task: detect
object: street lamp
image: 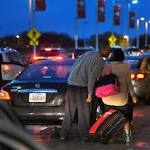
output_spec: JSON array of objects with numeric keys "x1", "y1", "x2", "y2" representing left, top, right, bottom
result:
[
  {"x1": 16, "y1": 35, "x2": 20, "y2": 39},
  {"x1": 145, "y1": 21, "x2": 148, "y2": 47},
  {"x1": 136, "y1": 18, "x2": 150, "y2": 48},
  {"x1": 148, "y1": 21, "x2": 150, "y2": 46},
  {"x1": 28, "y1": 0, "x2": 37, "y2": 57},
  {"x1": 131, "y1": 0, "x2": 138, "y2": 4},
  {"x1": 136, "y1": 17, "x2": 145, "y2": 48},
  {"x1": 144, "y1": 20, "x2": 150, "y2": 47},
  {"x1": 124, "y1": 0, "x2": 138, "y2": 46}
]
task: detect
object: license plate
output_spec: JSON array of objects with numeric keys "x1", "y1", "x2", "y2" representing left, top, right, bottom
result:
[{"x1": 29, "y1": 93, "x2": 46, "y2": 102}]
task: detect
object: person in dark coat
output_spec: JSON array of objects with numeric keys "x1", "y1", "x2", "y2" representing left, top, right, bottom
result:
[{"x1": 60, "y1": 45, "x2": 112, "y2": 142}]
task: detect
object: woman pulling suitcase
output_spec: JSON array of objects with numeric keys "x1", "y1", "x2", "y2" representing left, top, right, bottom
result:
[{"x1": 91, "y1": 48, "x2": 138, "y2": 143}]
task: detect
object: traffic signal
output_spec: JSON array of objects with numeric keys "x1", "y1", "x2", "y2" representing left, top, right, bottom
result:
[
  {"x1": 77, "y1": 0, "x2": 86, "y2": 18},
  {"x1": 129, "y1": 11, "x2": 136, "y2": 28},
  {"x1": 113, "y1": 4, "x2": 121, "y2": 25},
  {"x1": 97, "y1": 0, "x2": 105, "y2": 22},
  {"x1": 35, "y1": 0, "x2": 46, "y2": 11}
]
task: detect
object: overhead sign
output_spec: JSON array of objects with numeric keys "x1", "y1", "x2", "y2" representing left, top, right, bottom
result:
[
  {"x1": 27, "y1": 28, "x2": 41, "y2": 46},
  {"x1": 108, "y1": 35, "x2": 117, "y2": 46}
]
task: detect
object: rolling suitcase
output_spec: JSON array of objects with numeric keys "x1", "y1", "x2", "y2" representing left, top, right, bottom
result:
[{"x1": 89, "y1": 109, "x2": 127, "y2": 144}]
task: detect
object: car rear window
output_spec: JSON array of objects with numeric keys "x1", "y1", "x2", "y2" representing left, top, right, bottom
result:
[{"x1": 17, "y1": 64, "x2": 72, "y2": 80}]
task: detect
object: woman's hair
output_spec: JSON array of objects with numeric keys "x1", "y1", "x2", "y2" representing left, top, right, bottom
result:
[{"x1": 109, "y1": 48, "x2": 125, "y2": 62}]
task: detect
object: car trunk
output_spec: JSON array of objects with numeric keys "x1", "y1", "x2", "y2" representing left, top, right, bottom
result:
[{"x1": 9, "y1": 82, "x2": 67, "y2": 107}]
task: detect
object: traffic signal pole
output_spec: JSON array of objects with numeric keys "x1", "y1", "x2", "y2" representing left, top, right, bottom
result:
[
  {"x1": 74, "y1": 0, "x2": 78, "y2": 49},
  {"x1": 95, "y1": 0, "x2": 99, "y2": 51}
]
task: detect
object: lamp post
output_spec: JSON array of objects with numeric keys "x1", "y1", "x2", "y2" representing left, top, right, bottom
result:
[
  {"x1": 95, "y1": 0, "x2": 99, "y2": 51},
  {"x1": 136, "y1": 18, "x2": 140, "y2": 48},
  {"x1": 16, "y1": 35, "x2": 20, "y2": 46},
  {"x1": 144, "y1": 20, "x2": 150, "y2": 47},
  {"x1": 131, "y1": 0, "x2": 138, "y2": 4},
  {"x1": 136, "y1": 17, "x2": 145, "y2": 48},
  {"x1": 74, "y1": 0, "x2": 78, "y2": 49},
  {"x1": 148, "y1": 21, "x2": 150, "y2": 46},
  {"x1": 125, "y1": 0, "x2": 138, "y2": 46},
  {"x1": 145, "y1": 21, "x2": 148, "y2": 47},
  {"x1": 28, "y1": 0, "x2": 37, "y2": 57}
]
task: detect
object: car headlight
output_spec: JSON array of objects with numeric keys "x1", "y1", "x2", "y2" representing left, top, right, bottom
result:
[{"x1": 50, "y1": 97, "x2": 64, "y2": 106}]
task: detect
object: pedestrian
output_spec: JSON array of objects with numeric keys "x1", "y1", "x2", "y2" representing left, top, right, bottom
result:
[
  {"x1": 99, "y1": 48, "x2": 138, "y2": 143},
  {"x1": 60, "y1": 45, "x2": 112, "y2": 142}
]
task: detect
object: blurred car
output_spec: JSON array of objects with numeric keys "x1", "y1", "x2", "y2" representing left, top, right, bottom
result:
[
  {"x1": 110, "y1": 47, "x2": 150, "y2": 104},
  {"x1": 131, "y1": 57, "x2": 150, "y2": 105},
  {"x1": 0, "y1": 62, "x2": 25, "y2": 87},
  {"x1": 0, "y1": 120, "x2": 47, "y2": 150},
  {"x1": 0, "y1": 101, "x2": 47, "y2": 150},
  {"x1": 111, "y1": 46, "x2": 144, "y2": 70},
  {"x1": 70, "y1": 47, "x2": 96, "y2": 58},
  {"x1": 0, "y1": 58, "x2": 75, "y2": 125},
  {"x1": 123, "y1": 46, "x2": 142, "y2": 56},
  {"x1": 0, "y1": 47, "x2": 27, "y2": 65},
  {"x1": 31, "y1": 47, "x2": 68, "y2": 63}
]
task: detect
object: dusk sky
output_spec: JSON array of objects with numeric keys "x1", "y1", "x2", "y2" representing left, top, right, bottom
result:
[{"x1": 0, "y1": 0, "x2": 150, "y2": 39}]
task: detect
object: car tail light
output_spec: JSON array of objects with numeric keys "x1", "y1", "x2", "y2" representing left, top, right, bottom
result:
[
  {"x1": 33, "y1": 56, "x2": 45, "y2": 60},
  {"x1": 0, "y1": 89, "x2": 11, "y2": 101},
  {"x1": 71, "y1": 52, "x2": 75, "y2": 59},
  {"x1": 3, "y1": 64, "x2": 11, "y2": 72},
  {"x1": 44, "y1": 48, "x2": 52, "y2": 51},
  {"x1": 131, "y1": 73, "x2": 145, "y2": 80}
]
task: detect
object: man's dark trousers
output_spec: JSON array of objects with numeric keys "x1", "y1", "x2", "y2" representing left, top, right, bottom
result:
[{"x1": 61, "y1": 85, "x2": 90, "y2": 139}]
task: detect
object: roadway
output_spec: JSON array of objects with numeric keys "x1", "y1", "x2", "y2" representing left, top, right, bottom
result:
[{"x1": 27, "y1": 103, "x2": 150, "y2": 150}]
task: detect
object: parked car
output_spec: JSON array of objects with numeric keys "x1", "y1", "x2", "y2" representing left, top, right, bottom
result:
[
  {"x1": 69, "y1": 47, "x2": 96, "y2": 59},
  {"x1": 123, "y1": 46, "x2": 142, "y2": 56},
  {"x1": 131, "y1": 57, "x2": 150, "y2": 104},
  {"x1": 0, "y1": 58, "x2": 75, "y2": 125},
  {"x1": 110, "y1": 47, "x2": 150, "y2": 104},
  {"x1": 31, "y1": 47, "x2": 68, "y2": 63},
  {"x1": 0, "y1": 62, "x2": 25, "y2": 87},
  {"x1": 0, "y1": 47, "x2": 27, "y2": 65}
]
